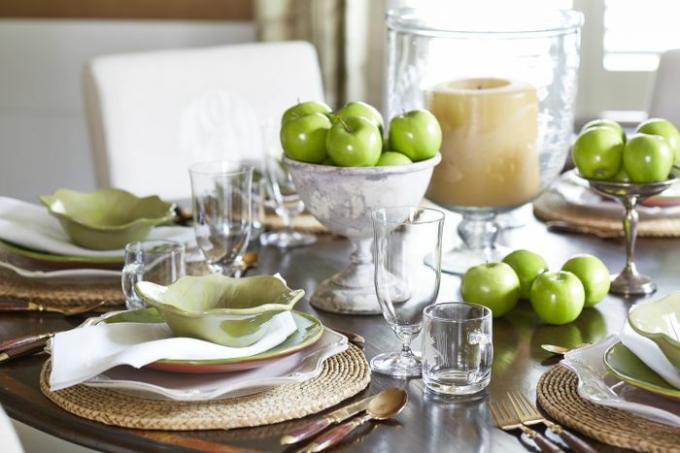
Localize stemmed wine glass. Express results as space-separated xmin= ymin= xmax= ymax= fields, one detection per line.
xmin=260 ymin=120 xmax=316 ymax=248
xmin=189 ymin=161 xmax=253 ymax=275
xmin=371 ymin=206 xmax=445 ymax=377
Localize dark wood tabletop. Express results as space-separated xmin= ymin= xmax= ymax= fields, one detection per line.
xmin=1 ymin=218 xmax=678 ymax=453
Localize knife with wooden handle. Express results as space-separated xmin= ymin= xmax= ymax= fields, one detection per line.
xmin=0 ymin=338 xmax=49 ymax=364
xmin=0 ymin=299 xmax=57 ymax=313
xmin=0 ymin=332 xmax=55 ymax=352
xmin=280 ymin=393 xmax=376 ymax=445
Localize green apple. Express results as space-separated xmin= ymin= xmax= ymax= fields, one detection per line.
xmin=530 ymin=271 xmax=585 ymax=325
xmin=581 ymin=119 xmax=626 ymax=142
xmin=613 ymin=167 xmax=630 ymax=183
xmin=388 ymin=110 xmax=442 ymax=162
xmin=572 ymin=127 xmax=624 ymax=180
xmin=376 ymin=151 xmax=412 ymax=166
xmin=326 ymin=117 xmax=382 ymax=167
xmin=461 ymin=262 xmax=520 ymax=318
xmin=336 ymin=101 xmax=384 ymax=132
xmin=502 ymin=249 xmax=549 ymax=299
xmin=636 ymin=118 xmax=680 ymax=163
xmin=562 ymin=254 xmax=610 ymax=307
xmin=280 ymin=112 xmax=332 ymax=164
xmin=281 ymin=101 xmax=332 ymax=124
xmin=623 ymin=133 xmax=674 ymax=183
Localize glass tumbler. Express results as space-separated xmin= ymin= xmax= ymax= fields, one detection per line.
xmin=372 ymin=207 xmax=445 ymax=377
xmin=189 ymin=161 xmax=253 ymax=275
xmin=386 ymin=6 xmax=583 ymax=274
xmin=422 ymin=302 xmax=493 ymax=396
xmin=122 ymin=240 xmax=186 ymax=310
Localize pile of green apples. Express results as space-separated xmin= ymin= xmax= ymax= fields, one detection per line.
xmin=461 ymin=250 xmax=610 ymax=325
xmin=279 ymin=100 xmax=442 ymax=167
xmin=572 ymin=117 xmax=680 ymax=183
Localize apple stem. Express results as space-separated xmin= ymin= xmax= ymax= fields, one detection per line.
xmin=337 ymin=116 xmax=351 ymax=132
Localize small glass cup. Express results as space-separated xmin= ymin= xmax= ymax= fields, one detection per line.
xmin=422 ymin=302 xmax=493 ymax=396
xmin=122 ymin=240 xmax=186 ymax=310
xmin=189 ymin=161 xmax=253 ymax=275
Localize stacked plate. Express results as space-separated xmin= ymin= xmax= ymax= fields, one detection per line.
xmin=0 ymin=194 xmax=192 ymax=279
xmin=562 ymin=294 xmax=680 ymax=426
xmin=75 ymin=308 xmax=347 ymax=401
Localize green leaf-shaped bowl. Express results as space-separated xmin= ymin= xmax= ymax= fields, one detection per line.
xmin=135 ymin=274 xmax=305 ymax=347
xmin=628 ymin=294 xmax=680 ymax=368
xmin=40 ymin=188 xmax=175 ymax=250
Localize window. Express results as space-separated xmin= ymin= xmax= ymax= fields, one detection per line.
xmin=603 ymin=0 xmax=680 ymax=71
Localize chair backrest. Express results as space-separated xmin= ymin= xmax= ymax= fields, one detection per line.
xmin=0 ymin=405 xmax=23 ymax=453
xmin=84 ymin=41 xmax=324 ymax=200
xmin=649 ymin=49 xmax=680 ymax=126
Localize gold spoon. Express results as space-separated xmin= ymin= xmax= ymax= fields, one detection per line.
xmin=303 ymin=388 xmax=408 ymax=452
xmin=232 ymin=252 xmax=259 ymax=278
xmin=541 ymin=343 xmax=590 ymax=356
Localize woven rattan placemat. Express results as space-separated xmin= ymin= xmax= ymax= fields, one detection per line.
xmin=537 ymin=365 xmax=680 ymax=452
xmin=534 ymin=191 xmax=680 ymax=238
xmin=40 ymin=344 xmax=370 ymax=431
xmin=0 ymin=268 xmax=124 ymax=308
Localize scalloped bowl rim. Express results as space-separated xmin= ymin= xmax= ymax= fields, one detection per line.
xmin=40 ymin=188 xmax=176 ymax=232
xmin=628 ymin=295 xmax=680 ymax=349
xmin=135 ymin=279 xmax=306 ymax=318
xmin=283 ymin=153 xmax=441 ymax=175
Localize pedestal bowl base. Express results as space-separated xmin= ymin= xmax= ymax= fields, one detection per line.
xmin=310 ymin=276 xmax=381 ymax=315
xmin=610 ymin=271 xmax=656 ymax=296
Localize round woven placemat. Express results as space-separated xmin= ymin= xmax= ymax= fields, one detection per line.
xmin=40 ymin=345 xmax=370 ymax=431
xmin=0 ymin=267 xmax=124 ymax=308
xmin=534 ymin=191 xmax=680 ymax=238
xmin=537 ymin=365 xmax=680 ymax=452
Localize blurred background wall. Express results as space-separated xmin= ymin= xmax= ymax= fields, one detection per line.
xmin=0 ymin=0 xmax=676 ymax=201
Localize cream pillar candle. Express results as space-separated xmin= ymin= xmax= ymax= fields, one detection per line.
xmin=426 ymin=78 xmax=540 ymax=208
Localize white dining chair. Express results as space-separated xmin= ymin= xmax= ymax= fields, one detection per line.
xmin=649 ymin=49 xmax=680 ymax=126
xmin=84 ymin=41 xmax=325 ymax=200
xmin=0 ymin=405 xmax=23 ymax=453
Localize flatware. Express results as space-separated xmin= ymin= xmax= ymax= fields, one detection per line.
xmin=0 ymin=337 xmax=49 ymax=364
xmin=281 ymin=388 xmax=388 ymax=445
xmin=300 ymin=388 xmax=408 ymax=452
xmin=0 ymin=260 xmax=121 ymax=279
xmin=0 ymin=299 xmax=108 ymax=316
xmin=509 ymin=392 xmax=597 ymax=453
xmin=490 ymin=399 xmax=564 ymax=453
xmin=546 ymin=220 xmax=618 ymax=239
xmin=541 ymin=343 xmax=590 ymax=356
xmin=233 ymin=251 xmax=258 ymax=278
xmin=0 ymin=332 xmax=55 ymax=352
xmin=330 ymin=328 xmax=365 ymax=349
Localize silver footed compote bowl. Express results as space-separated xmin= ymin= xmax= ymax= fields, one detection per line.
xmin=286 ymin=154 xmax=441 ymax=315
xmin=577 ymin=168 xmax=680 ymax=296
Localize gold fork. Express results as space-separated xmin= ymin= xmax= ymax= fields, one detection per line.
xmin=490 ymin=399 xmax=564 ymax=453
xmin=508 ymin=392 xmax=597 ymax=453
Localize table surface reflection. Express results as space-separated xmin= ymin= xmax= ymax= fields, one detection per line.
xmin=1 ymin=218 xmax=678 ymax=453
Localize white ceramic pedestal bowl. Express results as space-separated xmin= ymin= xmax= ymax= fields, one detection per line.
xmin=285 ymin=154 xmax=441 ymax=315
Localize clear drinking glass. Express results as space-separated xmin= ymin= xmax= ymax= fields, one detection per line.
xmin=189 ymin=161 xmax=253 ymax=275
xmin=259 ymin=120 xmax=316 ymax=249
xmin=422 ymin=302 xmax=493 ymax=396
xmin=122 ymin=240 xmax=186 ymax=310
xmin=371 ymin=207 xmax=445 ymax=377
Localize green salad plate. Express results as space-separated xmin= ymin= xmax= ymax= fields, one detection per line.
xmin=135 ymin=274 xmax=305 ymax=347
xmin=99 ymin=307 xmax=324 ymax=374
xmin=40 ymin=188 xmax=175 ymax=250
xmin=604 ymin=342 xmax=680 ymax=400
xmin=0 ymin=239 xmax=124 ymax=265
xmin=628 ymin=294 xmax=680 ymax=368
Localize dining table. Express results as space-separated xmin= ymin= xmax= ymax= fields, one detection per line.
xmin=0 ymin=215 xmax=678 ymax=453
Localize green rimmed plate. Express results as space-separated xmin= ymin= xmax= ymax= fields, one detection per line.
xmin=0 ymin=239 xmax=123 ymax=265
xmin=98 ymin=308 xmax=324 ymax=374
xmin=604 ymin=342 xmax=680 ymax=400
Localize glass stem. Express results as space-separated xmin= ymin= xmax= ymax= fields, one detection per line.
xmin=622 ymin=195 xmax=639 ymax=275
xmin=457 ymin=211 xmax=500 ymax=251
xmin=399 ymin=332 xmax=416 ymax=359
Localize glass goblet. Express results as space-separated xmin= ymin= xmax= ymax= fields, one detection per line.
xmin=371 ymin=206 xmax=445 ymax=377
xmin=189 ymin=161 xmax=253 ymax=275
xmin=260 ymin=156 xmax=316 ymax=248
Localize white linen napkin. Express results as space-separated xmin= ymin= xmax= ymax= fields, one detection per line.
xmin=620 ymin=321 xmax=680 ymax=389
xmin=0 ymin=196 xmax=194 ymax=257
xmin=49 ymin=311 xmax=297 ymax=391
